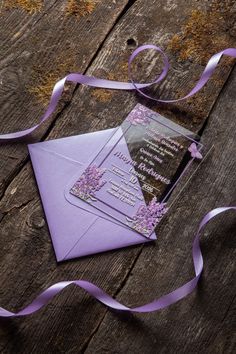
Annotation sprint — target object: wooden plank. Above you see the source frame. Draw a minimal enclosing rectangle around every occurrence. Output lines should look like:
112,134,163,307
38,0,236,145
0,0,235,353
0,0,130,198
1,0,235,200
84,66,236,354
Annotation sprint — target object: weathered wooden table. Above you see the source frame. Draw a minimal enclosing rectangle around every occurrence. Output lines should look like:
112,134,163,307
0,1,235,353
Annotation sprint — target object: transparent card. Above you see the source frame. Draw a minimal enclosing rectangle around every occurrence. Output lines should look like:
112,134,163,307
70,104,204,238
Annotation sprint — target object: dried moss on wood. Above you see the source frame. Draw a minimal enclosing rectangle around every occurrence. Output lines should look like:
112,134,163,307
168,0,236,64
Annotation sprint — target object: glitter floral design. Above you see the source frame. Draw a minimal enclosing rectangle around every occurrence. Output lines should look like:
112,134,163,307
127,197,168,236
126,105,151,126
70,165,106,201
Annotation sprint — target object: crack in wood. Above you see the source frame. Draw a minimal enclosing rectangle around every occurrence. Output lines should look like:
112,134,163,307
81,64,236,353
0,1,235,351
197,63,236,138
0,1,138,201
0,156,28,201
0,197,34,221
82,244,144,353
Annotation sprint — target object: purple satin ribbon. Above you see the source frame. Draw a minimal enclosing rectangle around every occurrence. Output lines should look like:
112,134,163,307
1,45,236,140
0,207,235,317
0,46,236,317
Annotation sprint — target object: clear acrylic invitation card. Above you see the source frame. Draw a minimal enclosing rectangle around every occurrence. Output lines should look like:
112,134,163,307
70,104,203,238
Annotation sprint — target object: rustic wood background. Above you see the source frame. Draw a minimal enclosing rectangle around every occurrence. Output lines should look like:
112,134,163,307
0,1,235,353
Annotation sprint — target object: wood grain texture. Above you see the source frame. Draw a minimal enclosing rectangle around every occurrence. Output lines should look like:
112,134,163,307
0,0,130,198
84,66,236,354
0,0,235,353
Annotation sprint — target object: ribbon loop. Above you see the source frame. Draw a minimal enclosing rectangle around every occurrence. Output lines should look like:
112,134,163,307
1,46,236,141
0,45,236,317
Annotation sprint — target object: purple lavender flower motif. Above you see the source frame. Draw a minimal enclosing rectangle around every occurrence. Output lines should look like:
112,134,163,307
127,105,151,126
70,165,106,201
127,197,168,236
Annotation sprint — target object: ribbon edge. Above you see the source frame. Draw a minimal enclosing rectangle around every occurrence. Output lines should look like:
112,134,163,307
1,46,236,141
0,206,235,318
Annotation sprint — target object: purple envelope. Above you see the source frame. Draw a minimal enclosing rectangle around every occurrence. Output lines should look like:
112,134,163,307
28,128,156,262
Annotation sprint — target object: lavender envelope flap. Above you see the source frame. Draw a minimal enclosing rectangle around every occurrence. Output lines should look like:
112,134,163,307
29,129,156,261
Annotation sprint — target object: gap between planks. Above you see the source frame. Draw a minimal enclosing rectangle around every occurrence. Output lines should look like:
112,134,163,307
0,3,234,347
0,0,137,203
80,65,236,354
